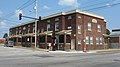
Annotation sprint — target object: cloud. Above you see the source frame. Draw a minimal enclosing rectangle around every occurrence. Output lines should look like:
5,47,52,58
43,5,50,10
15,9,23,17
0,11,2,15
0,20,8,28
58,0,80,8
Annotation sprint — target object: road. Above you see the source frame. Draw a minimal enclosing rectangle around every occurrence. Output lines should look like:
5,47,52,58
0,46,120,67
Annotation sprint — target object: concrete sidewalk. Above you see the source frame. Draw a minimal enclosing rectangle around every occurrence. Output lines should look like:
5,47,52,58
7,45,120,53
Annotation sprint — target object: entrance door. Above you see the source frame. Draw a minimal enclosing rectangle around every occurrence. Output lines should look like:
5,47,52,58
55,35,59,50
71,39,75,49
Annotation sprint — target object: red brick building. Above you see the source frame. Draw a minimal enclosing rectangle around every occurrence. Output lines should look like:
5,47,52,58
9,9,107,51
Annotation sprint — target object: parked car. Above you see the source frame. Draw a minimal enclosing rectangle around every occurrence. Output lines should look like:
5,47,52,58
4,41,14,47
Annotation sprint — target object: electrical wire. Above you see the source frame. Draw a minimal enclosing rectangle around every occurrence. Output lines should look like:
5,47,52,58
81,0,117,9
84,2,120,11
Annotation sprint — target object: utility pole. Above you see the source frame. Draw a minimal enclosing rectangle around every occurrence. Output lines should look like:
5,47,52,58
35,0,38,48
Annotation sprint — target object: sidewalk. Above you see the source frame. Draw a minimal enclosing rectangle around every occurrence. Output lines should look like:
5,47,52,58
92,49,120,52
8,46,120,53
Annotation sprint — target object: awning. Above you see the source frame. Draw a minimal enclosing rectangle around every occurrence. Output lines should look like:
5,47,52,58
56,30,72,35
39,31,53,36
22,33,35,37
8,34,22,38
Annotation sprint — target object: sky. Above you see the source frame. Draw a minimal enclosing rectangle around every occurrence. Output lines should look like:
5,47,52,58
0,0,120,38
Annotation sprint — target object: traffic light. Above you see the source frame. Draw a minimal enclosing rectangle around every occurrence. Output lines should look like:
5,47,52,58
19,13,22,20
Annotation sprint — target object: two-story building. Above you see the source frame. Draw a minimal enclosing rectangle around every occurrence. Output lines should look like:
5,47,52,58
9,9,107,51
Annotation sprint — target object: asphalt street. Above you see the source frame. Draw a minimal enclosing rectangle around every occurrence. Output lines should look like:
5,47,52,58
0,46,120,67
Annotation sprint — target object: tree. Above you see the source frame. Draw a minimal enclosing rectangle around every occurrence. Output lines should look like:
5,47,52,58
106,29,110,35
3,33,8,38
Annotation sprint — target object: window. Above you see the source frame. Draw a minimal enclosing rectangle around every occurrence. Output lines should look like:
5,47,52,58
47,24,51,31
41,28,44,33
90,37,93,45
86,36,89,44
96,37,99,45
67,26,72,30
33,27,35,33
28,25,30,27
28,28,30,33
55,18,59,21
100,37,102,45
78,39,81,45
23,27,26,30
78,25,81,34
19,30,21,34
38,29,40,33
68,16,72,19
98,24,101,32
55,22,59,31
16,28,19,35
88,22,91,31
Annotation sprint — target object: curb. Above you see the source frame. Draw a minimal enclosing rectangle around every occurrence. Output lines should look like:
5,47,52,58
93,49,120,52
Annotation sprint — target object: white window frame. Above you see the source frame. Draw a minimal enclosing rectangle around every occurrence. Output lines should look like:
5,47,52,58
55,22,59,31
86,36,89,44
47,24,51,31
90,37,93,45
28,28,30,34
96,37,99,45
41,28,44,33
33,27,35,33
78,39,81,45
100,37,103,45
88,22,91,31
78,24,81,34
98,24,101,32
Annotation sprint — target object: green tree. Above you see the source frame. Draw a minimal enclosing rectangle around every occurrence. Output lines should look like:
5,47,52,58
3,33,8,38
106,29,110,35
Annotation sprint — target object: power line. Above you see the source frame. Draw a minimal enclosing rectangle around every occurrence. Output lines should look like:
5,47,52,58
81,0,117,9
84,2,120,11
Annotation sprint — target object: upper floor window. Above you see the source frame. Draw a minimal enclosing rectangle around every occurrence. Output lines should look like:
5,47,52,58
23,27,26,30
78,24,81,34
88,22,91,31
98,24,101,32
33,27,35,33
19,30,21,34
19,27,21,30
86,36,89,44
28,28,30,33
55,22,59,31
28,25,30,27
68,16,72,19
55,18,59,21
47,24,51,31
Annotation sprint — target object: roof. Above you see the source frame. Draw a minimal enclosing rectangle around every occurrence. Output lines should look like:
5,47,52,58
11,9,105,28
42,9,104,20
110,31,120,37
11,20,36,28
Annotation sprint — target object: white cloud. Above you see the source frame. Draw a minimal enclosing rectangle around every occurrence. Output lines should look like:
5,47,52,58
15,9,23,17
0,11,2,15
58,0,80,8
0,20,8,28
43,5,50,9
